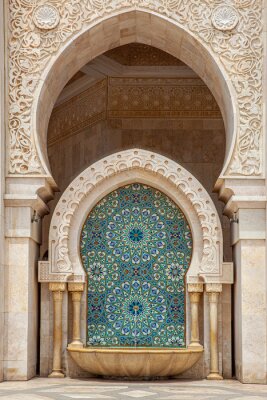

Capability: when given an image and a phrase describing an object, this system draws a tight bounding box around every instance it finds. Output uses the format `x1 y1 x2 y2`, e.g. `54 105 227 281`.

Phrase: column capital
188 283 203 293
49 282 67 292
206 283 222 293
68 282 84 292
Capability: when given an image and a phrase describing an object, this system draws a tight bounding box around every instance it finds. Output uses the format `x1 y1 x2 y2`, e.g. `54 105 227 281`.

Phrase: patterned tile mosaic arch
80 183 193 348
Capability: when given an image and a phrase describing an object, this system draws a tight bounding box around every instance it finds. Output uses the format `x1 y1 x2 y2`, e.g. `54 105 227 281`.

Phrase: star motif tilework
80 183 193 347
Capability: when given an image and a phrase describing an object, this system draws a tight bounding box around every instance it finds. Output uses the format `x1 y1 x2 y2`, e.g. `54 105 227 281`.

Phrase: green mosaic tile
80 183 192 348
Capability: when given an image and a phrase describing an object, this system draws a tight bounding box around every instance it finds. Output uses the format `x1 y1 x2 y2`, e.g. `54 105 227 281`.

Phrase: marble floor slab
0 378 267 400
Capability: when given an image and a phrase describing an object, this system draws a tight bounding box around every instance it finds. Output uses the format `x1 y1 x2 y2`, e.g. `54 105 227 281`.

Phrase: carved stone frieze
108 77 220 119
188 283 204 293
48 149 223 278
206 283 223 293
48 77 221 146
48 79 107 146
38 261 85 283
49 282 66 292
8 1 263 176
68 283 85 292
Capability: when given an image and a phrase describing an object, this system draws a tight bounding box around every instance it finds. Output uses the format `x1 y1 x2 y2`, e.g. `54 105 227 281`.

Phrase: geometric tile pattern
80 183 193 348
1 378 267 400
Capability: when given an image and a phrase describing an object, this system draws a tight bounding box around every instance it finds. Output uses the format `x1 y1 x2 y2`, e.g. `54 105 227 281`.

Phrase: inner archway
43 41 231 266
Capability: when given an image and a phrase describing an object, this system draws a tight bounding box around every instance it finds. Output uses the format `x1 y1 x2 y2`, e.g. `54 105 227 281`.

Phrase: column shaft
49 283 66 378
68 283 84 348
189 292 201 346
207 284 223 380
188 283 203 348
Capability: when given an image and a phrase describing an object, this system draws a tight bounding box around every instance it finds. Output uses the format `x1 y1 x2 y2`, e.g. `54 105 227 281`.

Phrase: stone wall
0 0 5 382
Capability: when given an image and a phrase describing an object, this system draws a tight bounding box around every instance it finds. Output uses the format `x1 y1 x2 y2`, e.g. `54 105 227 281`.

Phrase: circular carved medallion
211 6 239 31
33 4 60 30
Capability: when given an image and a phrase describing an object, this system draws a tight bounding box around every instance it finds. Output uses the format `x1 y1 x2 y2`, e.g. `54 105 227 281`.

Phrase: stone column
188 283 203 348
68 283 84 348
206 283 223 380
231 208 267 383
49 282 66 378
4 175 54 380
218 181 267 383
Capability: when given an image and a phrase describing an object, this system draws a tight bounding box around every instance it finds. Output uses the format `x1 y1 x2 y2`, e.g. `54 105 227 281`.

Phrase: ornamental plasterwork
205 283 223 293
46 149 223 282
33 4 60 30
8 0 263 176
48 79 107 146
211 6 239 31
38 261 84 282
108 77 220 118
187 283 204 293
48 77 220 146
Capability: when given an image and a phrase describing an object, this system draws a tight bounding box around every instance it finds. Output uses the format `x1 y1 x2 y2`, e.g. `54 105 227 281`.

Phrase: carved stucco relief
44 149 223 282
8 1 263 176
48 77 221 146
211 6 239 31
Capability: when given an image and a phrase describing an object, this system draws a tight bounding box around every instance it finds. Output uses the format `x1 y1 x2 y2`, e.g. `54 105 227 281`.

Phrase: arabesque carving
108 77 220 119
48 79 107 146
8 1 263 176
47 149 223 281
48 77 221 146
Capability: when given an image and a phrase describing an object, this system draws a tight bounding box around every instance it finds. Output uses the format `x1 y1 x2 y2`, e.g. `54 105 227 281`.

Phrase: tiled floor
0 378 267 400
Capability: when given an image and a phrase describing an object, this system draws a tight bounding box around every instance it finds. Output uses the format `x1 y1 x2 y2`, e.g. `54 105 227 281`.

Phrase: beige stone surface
234 237 267 383
4 214 40 380
0 0 5 383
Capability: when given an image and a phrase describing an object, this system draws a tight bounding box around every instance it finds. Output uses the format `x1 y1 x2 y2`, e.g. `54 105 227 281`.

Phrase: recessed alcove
40 43 232 380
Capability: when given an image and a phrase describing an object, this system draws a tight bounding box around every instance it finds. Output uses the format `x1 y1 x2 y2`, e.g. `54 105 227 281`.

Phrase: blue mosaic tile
80 183 193 348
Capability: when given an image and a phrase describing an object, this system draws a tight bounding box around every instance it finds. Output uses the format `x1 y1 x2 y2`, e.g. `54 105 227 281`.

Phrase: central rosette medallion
129 227 144 242
81 183 192 348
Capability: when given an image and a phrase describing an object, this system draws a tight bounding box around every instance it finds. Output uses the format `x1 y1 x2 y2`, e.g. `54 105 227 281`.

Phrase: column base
68 341 83 349
48 370 65 378
207 373 223 380
188 343 203 350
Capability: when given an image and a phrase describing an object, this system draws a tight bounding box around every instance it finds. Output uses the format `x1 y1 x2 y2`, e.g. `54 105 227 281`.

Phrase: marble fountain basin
68 346 203 378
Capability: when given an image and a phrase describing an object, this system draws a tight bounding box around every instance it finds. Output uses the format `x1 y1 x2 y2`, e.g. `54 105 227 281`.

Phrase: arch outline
39 149 226 284
7 2 263 178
